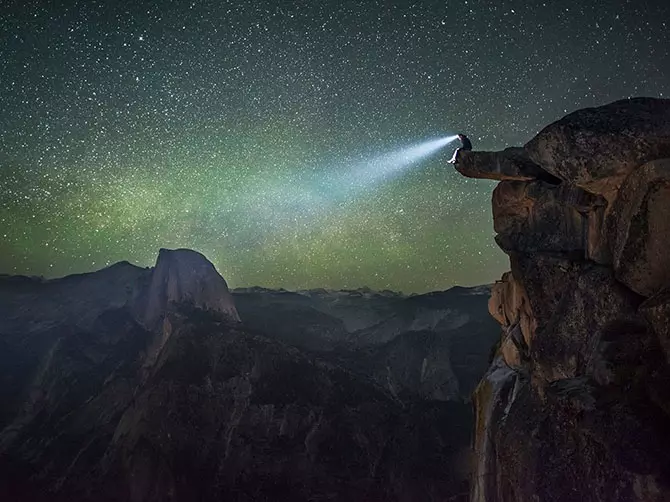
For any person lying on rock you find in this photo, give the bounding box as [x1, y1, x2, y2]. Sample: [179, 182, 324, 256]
[447, 133, 472, 164]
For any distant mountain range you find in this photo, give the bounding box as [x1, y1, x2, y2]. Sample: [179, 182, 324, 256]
[0, 249, 498, 501]
[233, 285, 498, 402]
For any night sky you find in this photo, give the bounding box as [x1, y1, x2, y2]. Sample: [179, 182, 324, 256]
[1, 0, 668, 292]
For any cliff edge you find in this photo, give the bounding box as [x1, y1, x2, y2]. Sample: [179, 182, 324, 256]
[457, 97, 670, 502]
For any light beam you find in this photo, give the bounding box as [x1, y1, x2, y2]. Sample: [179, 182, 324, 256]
[235, 135, 459, 237]
[319, 134, 460, 196]
[348, 135, 459, 187]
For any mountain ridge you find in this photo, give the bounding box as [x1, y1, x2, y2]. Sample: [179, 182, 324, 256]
[0, 247, 496, 501]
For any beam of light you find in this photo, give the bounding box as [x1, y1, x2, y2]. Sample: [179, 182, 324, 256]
[232, 135, 460, 242]
[312, 134, 460, 200]
[341, 135, 460, 189]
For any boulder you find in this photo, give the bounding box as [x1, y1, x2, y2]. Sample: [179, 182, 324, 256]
[525, 97, 670, 200]
[608, 159, 670, 297]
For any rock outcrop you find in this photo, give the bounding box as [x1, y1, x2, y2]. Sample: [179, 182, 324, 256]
[140, 248, 240, 327]
[460, 97, 670, 502]
[456, 147, 552, 181]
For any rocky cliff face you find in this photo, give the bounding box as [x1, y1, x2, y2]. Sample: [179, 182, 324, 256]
[140, 248, 240, 327]
[457, 97, 670, 502]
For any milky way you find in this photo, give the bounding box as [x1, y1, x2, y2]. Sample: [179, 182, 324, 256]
[1, 0, 669, 292]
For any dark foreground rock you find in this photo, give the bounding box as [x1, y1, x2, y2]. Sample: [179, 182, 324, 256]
[459, 97, 670, 502]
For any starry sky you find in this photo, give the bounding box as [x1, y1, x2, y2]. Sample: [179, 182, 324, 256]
[1, 0, 669, 292]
